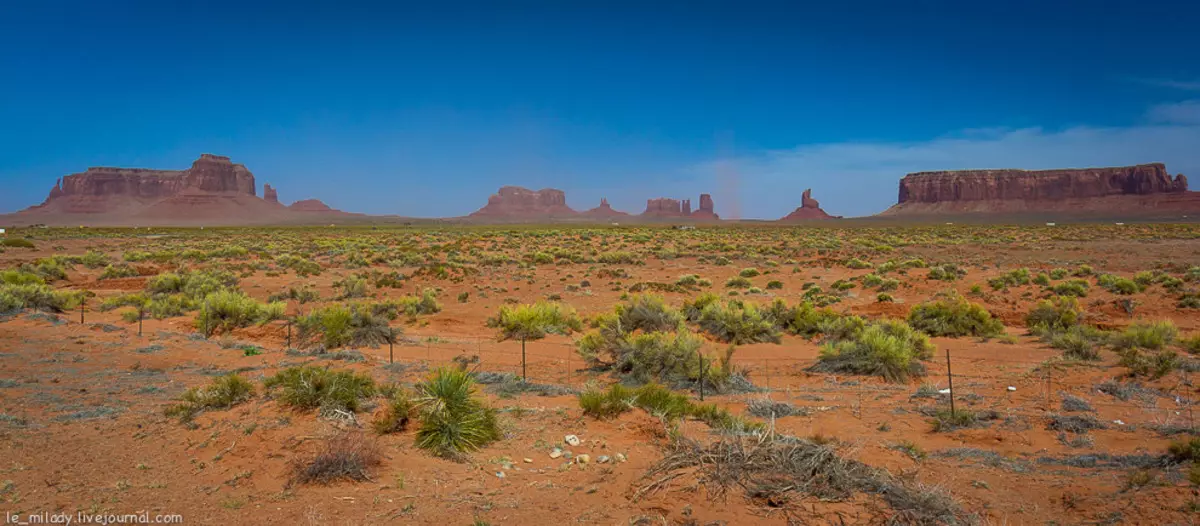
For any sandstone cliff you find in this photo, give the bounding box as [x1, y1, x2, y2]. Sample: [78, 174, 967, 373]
[779, 189, 838, 221]
[882, 163, 1198, 217]
[469, 186, 578, 218]
[263, 183, 279, 204]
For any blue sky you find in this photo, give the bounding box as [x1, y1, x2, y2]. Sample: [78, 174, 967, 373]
[2, 0, 1199, 218]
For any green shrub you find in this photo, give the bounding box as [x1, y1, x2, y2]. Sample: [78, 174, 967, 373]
[1168, 437, 1200, 463]
[845, 258, 873, 270]
[612, 294, 685, 333]
[1048, 326, 1104, 361]
[927, 264, 964, 282]
[0, 270, 44, 286]
[164, 375, 254, 422]
[988, 268, 1031, 290]
[1032, 273, 1051, 286]
[725, 276, 752, 289]
[1179, 334, 1200, 355]
[931, 408, 977, 432]
[390, 289, 442, 317]
[297, 303, 398, 349]
[1118, 348, 1180, 379]
[1111, 320, 1177, 351]
[907, 295, 1004, 338]
[788, 302, 863, 340]
[0, 283, 84, 313]
[414, 368, 501, 457]
[0, 238, 35, 249]
[196, 290, 285, 334]
[264, 366, 376, 413]
[766, 280, 783, 290]
[813, 320, 934, 382]
[683, 292, 721, 322]
[98, 264, 139, 280]
[695, 300, 781, 344]
[334, 276, 368, 299]
[1025, 296, 1081, 332]
[1050, 279, 1089, 297]
[739, 268, 761, 278]
[877, 293, 894, 303]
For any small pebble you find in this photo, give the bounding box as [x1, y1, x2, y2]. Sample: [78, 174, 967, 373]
[597, 455, 610, 464]
[575, 454, 590, 465]
[564, 434, 581, 446]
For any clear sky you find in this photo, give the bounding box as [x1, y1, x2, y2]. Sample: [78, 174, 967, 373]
[2, 0, 1199, 218]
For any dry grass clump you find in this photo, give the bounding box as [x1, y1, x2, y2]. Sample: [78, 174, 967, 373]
[164, 374, 254, 422]
[907, 294, 1004, 338]
[291, 430, 382, 485]
[638, 434, 970, 524]
[263, 366, 376, 413]
[812, 319, 934, 382]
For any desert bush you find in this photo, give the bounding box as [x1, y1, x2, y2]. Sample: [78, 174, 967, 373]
[275, 254, 322, 277]
[695, 300, 781, 344]
[386, 289, 442, 317]
[613, 294, 684, 333]
[0, 283, 84, 313]
[334, 276, 368, 299]
[299, 302, 400, 349]
[766, 280, 783, 290]
[23, 258, 69, 281]
[0, 270, 43, 286]
[813, 320, 934, 382]
[930, 408, 977, 432]
[988, 268, 1031, 290]
[1050, 279, 1090, 297]
[164, 374, 254, 422]
[372, 390, 416, 434]
[1048, 326, 1107, 361]
[0, 238, 35, 249]
[683, 292, 721, 322]
[927, 264, 965, 282]
[291, 430, 382, 484]
[195, 290, 285, 333]
[725, 276, 752, 289]
[414, 368, 501, 457]
[264, 366, 376, 413]
[1025, 296, 1081, 332]
[98, 264, 139, 280]
[1168, 437, 1200, 463]
[1111, 320, 1177, 351]
[1118, 348, 1180, 379]
[907, 294, 1004, 338]
[487, 301, 582, 341]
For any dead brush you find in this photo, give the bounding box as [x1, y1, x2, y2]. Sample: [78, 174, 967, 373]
[636, 434, 973, 525]
[290, 430, 382, 485]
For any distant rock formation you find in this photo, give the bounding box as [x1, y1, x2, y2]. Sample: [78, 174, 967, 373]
[641, 194, 719, 220]
[469, 186, 578, 218]
[289, 199, 336, 212]
[690, 193, 719, 220]
[581, 198, 631, 219]
[8, 154, 358, 226]
[263, 183, 279, 204]
[882, 163, 1199, 217]
[779, 189, 838, 221]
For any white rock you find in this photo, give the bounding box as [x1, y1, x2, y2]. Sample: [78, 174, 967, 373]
[575, 454, 590, 465]
[1006, 386, 1016, 392]
[549, 448, 563, 459]
[597, 455, 611, 464]
[938, 388, 951, 394]
[564, 434, 581, 446]
[523, 458, 533, 463]
[495, 471, 505, 479]
[614, 453, 627, 463]
[1113, 419, 1125, 425]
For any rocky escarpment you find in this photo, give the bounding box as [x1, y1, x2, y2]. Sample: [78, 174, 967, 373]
[263, 183, 279, 204]
[469, 186, 579, 219]
[883, 163, 1197, 217]
[779, 189, 839, 221]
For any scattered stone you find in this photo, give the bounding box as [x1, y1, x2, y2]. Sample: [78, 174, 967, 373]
[597, 455, 611, 464]
[564, 434, 581, 446]
[575, 454, 590, 465]
[495, 471, 505, 479]
[523, 458, 533, 463]
[549, 448, 563, 459]
[614, 453, 627, 463]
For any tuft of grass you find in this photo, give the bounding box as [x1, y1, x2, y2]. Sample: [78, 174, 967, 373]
[907, 294, 1004, 338]
[1025, 296, 1081, 332]
[195, 290, 285, 334]
[0, 238, 36, 249]
[578, 383, 634, 419]
[931, 408, 977, 432]
[263, 366, 376, 413]
[1111, 320, 1177, 351]
[486, 301, 582, 341]
[164, 375, 254, 423]
[296, 303, 399, 349]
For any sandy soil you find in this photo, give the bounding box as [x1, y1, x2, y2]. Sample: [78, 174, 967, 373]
[1, 225, 1198, 525]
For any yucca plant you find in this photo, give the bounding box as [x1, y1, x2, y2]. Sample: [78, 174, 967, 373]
[414, 368, 501, 457]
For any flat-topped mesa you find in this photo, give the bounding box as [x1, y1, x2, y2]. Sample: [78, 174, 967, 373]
[779, 188, 838, 221]
[41, 153, 257, 206]
[289, 199, 336, 212]
[642, 197, 684, 217]
[470, 186, 578, 218]
[897, 163, 1187, 204]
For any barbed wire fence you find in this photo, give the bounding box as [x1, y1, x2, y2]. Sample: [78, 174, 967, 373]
[57, 304, 1200, 431]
